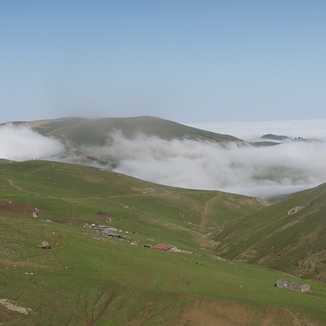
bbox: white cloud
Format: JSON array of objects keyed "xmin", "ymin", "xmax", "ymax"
[
  {"xmin": 84, "ymin": 129, "xmax": 326, "ymax": 199},
  {"xmin": 0, "ymin": 124, "xmax": 64, "ymax": 161}
]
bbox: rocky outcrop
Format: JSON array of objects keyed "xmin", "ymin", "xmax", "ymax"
[
  {"xmin": 286, "ymin": 206, "xmax": 304, "ymax": 216},
  {"xmin": 39, "ymin": 241, "xmax": 51, "ymax": 249},
  {"xmin": 0, "ymin": 298, "xmax": 32, "ymax": 314}
]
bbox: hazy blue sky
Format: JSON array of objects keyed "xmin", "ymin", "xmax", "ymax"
[{"xmin": 1, "ymin": 0, "xmax": 326, "ymax": 123}]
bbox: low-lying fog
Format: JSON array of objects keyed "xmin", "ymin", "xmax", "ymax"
[
  {"xmin": 1, "ymin": 120, "xmax": 326, "ymax": 200},
  {"xmin": 0, "ymin": 124, "xmax": 64, "ymax": 161}
]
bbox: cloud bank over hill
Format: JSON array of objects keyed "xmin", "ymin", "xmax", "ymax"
[
  {"xmin": 0, "ymin": 124, "xmax": 64, "ymax": 161},
  {"xmin": 85, "ymin": 129, "xmax": 326, "ymax": 199},
  {"xmin": 1, "ymin": 120, "xmax": 326, "ymax": 200}
]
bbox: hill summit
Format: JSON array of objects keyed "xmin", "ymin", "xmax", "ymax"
[{"xmin": 26, "ymin": 116, "xmax": 242, "ymax": 145}]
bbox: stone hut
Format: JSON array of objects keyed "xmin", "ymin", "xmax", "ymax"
[{"xmin": 276, "ymin": 279, "xmax": 310, "ymax": 293}]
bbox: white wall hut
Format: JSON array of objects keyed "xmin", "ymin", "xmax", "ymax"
[{"xmin": 276, "ymin": 279, "xmax": 310, "ymax": 293}]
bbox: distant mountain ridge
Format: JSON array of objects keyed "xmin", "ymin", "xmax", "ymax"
[{"xmin": 261, "ymin": 133, "xmax": 290, "ymax": 141}]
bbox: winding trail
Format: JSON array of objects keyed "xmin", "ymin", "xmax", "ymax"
[
  {"xmin": 4, "ymin": 178, "xmax": 76, "ymax": 219},
  {"xmin": 4, "ymin": 178, "xmax": 28, "ymax": 193},
  {"xmin": 80, "ymin": 190, "xmax": 206, "ymax": 201},
  {"xmin": 200, "ymin": 194, "xmax": 220, "ymax": 234}
]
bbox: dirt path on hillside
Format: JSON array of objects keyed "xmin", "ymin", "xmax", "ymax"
[
  {"xmin": 4, "ymin": 178, "xmax": 77, "ymax": 219},
  {"xmin": 4, "ymin": 178, "xmax": 40, "ymax": 196},
  {"xmin": 200, "ymin": 194, "xmax": 220, "ymax": 234},
  {"xmin": 81, "ymin": 190, "xmax": 206, "ymax": 201},
  {"xmin": 4, "ymin": 179, "xmax": 27, "ymax": 193}
]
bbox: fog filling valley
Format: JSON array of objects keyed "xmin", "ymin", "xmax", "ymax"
[
  {"xmin": 84, "ymin": 130, "xmax": 326, "ymax": 199},
  {"xmin": 1, "ymin": 122, "xmax": 326, "ymax": 200}
]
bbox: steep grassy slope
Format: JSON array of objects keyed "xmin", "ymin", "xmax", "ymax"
[
  {"xmin": 1, "ymin": 161, "xmax": 326, "ymax": 325},
  {"xmin": 214, "ymin": 184, "xmax": 326, "ymax": 282},
  {"xmin": 26, "ymin": 116, "xmax": 242, "ymax": 145}
]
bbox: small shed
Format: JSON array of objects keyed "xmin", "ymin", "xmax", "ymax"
[
  {"xmin": 276, "ymin": 279, "xmax": 310, "ymax": 293},
  {"xmin": 151, "ymin": 244, "xmax": 175, "ymax": 251}
]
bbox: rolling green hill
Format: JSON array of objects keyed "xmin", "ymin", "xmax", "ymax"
[
  {"xmin": 1, "ymin": 160, "xmax": 326, "ymax": 325},
  {"xmin": 26, "ymin": 116, "xmax": 243, "ymax": 146}
]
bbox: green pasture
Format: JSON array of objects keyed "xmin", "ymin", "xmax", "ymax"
[{"xmin": 1, "ymin": 160, "xmax": 326, "ymax": 325}]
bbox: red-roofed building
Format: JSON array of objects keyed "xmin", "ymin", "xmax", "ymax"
[{"xmin": 151, "ymin": 243, "xmax": 175, "ymax": 250}]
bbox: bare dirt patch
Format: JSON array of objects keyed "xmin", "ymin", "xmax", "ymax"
[
  {"xmin": 166, "ymin": 300, "xmax": 311, "ymax": 326},
  {"xmin": 0, "ymin": 201, "xmax": 38, "ymax": 218},
  {"xmin": 96, "ymin": 211, "xmax": 115, "ymax": 222},
  {"xmin": 179, "ymin": 300, "xmax": 255, "ymax": 326}
]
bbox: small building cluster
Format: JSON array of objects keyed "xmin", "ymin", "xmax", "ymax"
[
  {"xmin": 83, "ymin": 222, "xmax": 142, "ymax": 240},
  {"xmin": 83, "ymin": 223, "xmax": 140, "ymax": 235},
  {"xmin": 102, "ymin": 230, "xmax": 124, "ymax": 239},
  {"xmin": 84, "ymin": 223, "xmax": 194, "ymax": 254},
  {"xmin": 83, "ymin": 223, "xmax": 97, "ymax": 229}
]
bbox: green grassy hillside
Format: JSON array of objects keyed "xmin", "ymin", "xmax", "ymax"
[
  {"xmin": 1, "ymin": 161, "xmax": 326, "ymax": 325},
  {"xmin": 214, "ymin": 184, "xmax": 326, "ymax": 283},
  {"xmin": 26, "ymin": 116, "xmax": 242, "ymax": 145}
]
